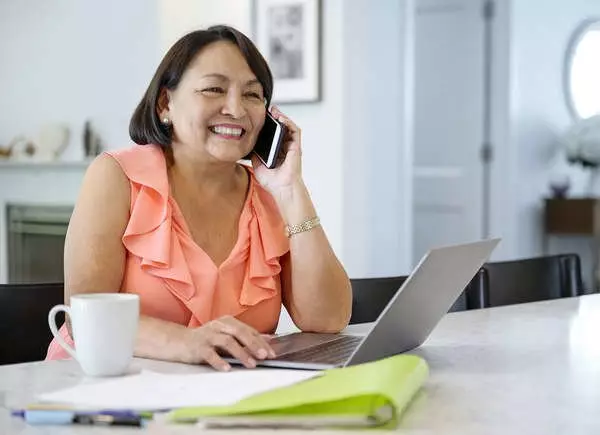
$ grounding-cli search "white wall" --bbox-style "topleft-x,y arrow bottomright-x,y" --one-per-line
279,0 -> 346,266
0,0 -> 160,160
158,0 -> 252,53
342,0 -> 413,277
488,0 -> 515,260
501,0 -> 600,287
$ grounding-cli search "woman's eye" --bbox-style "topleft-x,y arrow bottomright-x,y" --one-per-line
202,87 -> 225,94
244,92 -> 263,100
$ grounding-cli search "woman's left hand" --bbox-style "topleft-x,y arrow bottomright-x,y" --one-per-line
252,106 -> 303,197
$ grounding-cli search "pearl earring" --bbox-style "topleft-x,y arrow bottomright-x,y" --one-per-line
162,117 -> 170,125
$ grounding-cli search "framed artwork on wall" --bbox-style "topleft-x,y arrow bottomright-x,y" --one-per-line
253,0 -> 321,103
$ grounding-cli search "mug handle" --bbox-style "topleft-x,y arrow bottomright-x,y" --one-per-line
48,305 -> 77,360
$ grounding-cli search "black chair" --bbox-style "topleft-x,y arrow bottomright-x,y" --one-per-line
350,276 -> 408,324
349,269 -> 487,324
465,254 -> 584,309
0,282 -> 64,365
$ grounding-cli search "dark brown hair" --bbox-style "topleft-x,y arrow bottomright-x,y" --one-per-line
129,25 -> 273,147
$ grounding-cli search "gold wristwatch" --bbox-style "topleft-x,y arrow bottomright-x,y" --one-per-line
286,216 -> 321,238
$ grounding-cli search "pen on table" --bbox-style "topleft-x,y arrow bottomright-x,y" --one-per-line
12,409 -> 138,417
12,409 -> 143,427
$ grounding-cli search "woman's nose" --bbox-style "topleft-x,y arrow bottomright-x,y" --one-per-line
221,90 -> 246,118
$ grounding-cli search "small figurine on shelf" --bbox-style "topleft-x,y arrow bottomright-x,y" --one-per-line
0,146 -> 10,159
548,173 -> 571,198
0,142 -> 13,159
36,123 -> 70,161
2,124 -> 69,162
83,120 -> 103,158
7,135 -> 36,161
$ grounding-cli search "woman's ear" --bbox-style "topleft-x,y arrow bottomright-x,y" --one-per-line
156,88 -> 170,120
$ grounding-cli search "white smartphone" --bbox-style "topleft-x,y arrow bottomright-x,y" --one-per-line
253,112 -> 286,169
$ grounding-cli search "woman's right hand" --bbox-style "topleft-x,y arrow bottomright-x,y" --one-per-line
180,316 -> 277,371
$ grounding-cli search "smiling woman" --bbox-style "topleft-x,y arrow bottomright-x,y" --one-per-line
45,25 -> 352,371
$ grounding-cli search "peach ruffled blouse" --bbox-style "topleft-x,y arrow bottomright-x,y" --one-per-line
47,144 -> 290,360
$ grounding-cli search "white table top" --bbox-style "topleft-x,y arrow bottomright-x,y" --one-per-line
2,294 -> 600,434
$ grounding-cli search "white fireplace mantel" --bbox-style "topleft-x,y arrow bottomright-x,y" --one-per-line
0,160 -> 93,170
0,160 -> 91,282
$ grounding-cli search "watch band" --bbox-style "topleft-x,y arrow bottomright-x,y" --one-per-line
286,216 -> 321,238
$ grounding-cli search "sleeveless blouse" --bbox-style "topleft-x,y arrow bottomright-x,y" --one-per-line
46,144 -> 289,360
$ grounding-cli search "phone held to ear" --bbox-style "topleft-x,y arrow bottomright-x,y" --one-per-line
253,112 -> 286,169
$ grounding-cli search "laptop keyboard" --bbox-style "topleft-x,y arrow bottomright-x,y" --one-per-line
273,335 -> 363,365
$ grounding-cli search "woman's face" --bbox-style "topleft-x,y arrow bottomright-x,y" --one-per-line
161,41 -> 267,162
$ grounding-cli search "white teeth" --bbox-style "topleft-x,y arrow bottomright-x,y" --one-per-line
211,126 -> 243,136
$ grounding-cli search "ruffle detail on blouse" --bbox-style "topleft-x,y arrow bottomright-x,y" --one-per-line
106,146 -> 197,303
106,146 -> 289,326
239,177 -> 290,307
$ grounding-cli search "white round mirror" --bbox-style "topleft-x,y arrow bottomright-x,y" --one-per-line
564,18 -> 600,120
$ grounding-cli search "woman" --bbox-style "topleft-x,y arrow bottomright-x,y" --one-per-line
46,25 -> 352,371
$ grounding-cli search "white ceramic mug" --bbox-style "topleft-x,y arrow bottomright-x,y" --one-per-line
48,293 -> 139,377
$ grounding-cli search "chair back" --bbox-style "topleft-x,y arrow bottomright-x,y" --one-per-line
466,254 -> 584,309
350,270 -> 487,324
0,282 -> 64,365
350,276 -> 408,324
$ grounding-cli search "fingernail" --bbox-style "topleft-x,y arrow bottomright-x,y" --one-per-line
257,349 -> 268,359
247,358 -> 256,368
221,364 -> 231,371
269,350 -> 276,358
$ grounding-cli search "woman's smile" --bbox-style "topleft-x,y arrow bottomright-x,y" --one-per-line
208,123 -> 247,140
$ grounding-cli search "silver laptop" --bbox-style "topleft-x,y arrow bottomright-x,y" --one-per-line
227,239 -> 499,370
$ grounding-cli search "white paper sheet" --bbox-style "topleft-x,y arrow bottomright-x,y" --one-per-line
37,369 -> 320,410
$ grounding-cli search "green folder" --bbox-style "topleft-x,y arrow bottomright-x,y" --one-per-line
168,354 -> 428,429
